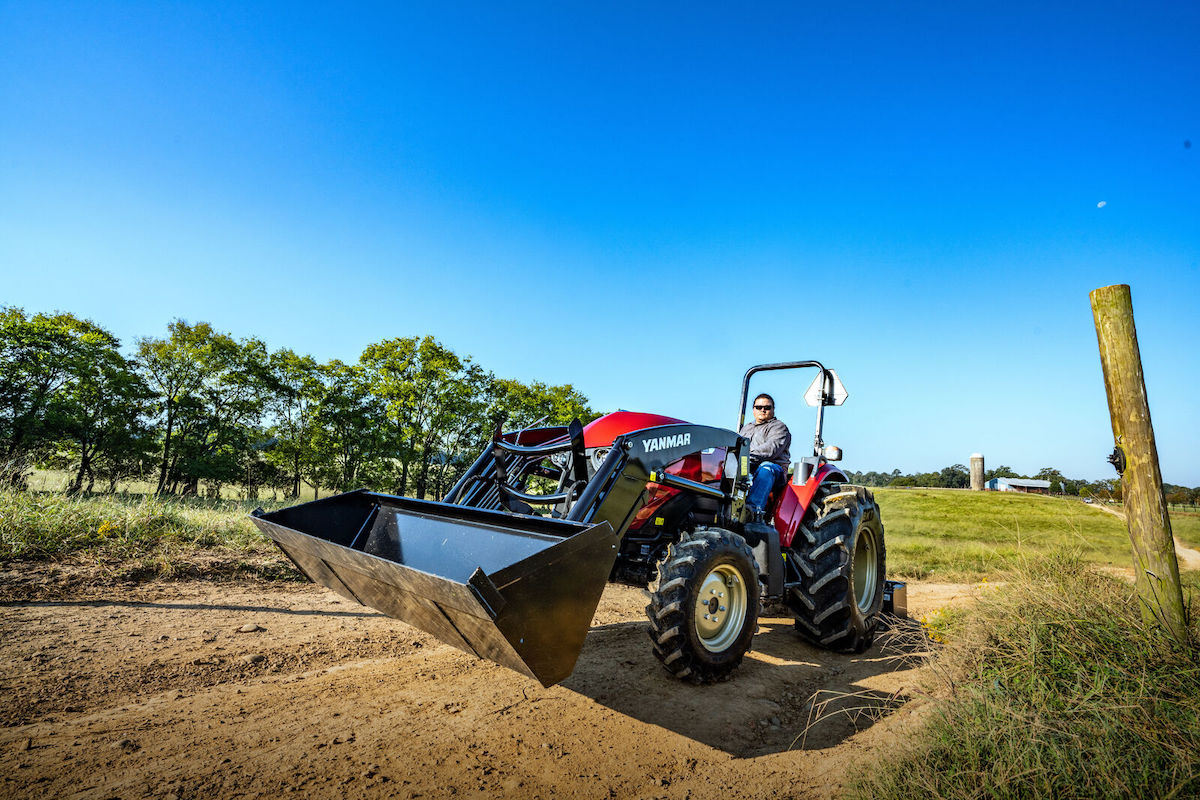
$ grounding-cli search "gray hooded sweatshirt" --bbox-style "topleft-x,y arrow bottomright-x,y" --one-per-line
738,417 -> 792,469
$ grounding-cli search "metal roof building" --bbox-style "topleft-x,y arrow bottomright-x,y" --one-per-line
985,477 -> 1052,493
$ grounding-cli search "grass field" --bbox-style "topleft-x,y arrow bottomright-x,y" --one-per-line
876,487 -> 1200,581
1170,507 -> 1200,549
4,485 -> 1198,585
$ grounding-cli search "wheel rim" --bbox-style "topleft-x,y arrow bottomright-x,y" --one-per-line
694,564 -> 748,653
853,524 -> 880,612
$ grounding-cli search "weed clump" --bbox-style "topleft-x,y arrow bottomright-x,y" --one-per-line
854,552 -> 1200,800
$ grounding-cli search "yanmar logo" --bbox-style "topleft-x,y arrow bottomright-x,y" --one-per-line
641,432 -> 691,453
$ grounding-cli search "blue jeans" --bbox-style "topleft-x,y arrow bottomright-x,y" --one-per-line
747,462 -> 785,513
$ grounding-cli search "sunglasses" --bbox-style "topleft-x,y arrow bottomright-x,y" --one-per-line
753,404 -> 773,411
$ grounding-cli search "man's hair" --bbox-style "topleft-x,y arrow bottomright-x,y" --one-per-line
754,393 -> 775,407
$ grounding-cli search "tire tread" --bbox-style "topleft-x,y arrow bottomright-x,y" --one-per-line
786,483 -> 886,653
645,527 -> 760,684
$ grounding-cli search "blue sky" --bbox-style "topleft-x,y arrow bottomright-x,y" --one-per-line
2,2 -> 1197,484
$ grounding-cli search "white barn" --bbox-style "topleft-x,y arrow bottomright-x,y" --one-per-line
985,477 -> 1052,494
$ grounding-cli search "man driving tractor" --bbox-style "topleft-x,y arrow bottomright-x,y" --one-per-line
738,392 -> 791,521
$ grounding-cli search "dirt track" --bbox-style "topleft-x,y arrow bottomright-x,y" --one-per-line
0,568 -> 964,800
1087,502 -> 1200,571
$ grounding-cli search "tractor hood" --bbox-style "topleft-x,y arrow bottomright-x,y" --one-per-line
582,411 -> 687,449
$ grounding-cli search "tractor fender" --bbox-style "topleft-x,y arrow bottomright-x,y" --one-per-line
775,464 -> 848,548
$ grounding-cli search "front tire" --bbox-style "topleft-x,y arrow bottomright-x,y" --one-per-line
787,484 -> 886,653
646,527 -> 761,683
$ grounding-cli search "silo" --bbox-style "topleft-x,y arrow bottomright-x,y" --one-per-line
970,453 -> 985,491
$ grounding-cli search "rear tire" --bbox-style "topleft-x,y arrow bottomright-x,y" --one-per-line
787,484 -> 885,653
646,527 -> 760,683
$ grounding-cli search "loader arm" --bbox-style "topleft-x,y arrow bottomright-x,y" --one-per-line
568,424 -> 745,531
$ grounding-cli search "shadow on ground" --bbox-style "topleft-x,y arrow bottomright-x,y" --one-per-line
0,598 -> 380,617
561,612 -> 927,758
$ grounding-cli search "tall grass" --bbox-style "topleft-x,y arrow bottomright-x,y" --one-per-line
853,554 -> 1200,800
0,490 -> 297,580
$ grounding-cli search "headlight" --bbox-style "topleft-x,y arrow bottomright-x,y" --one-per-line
589,447 -> 611,471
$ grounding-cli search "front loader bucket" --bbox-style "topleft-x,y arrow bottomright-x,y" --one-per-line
251,490 -> 620,687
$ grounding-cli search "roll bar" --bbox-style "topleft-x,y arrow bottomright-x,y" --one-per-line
738,360 -> 836,458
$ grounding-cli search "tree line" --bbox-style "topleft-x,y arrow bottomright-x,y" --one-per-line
845,464 -> 1200,505
1,308 -> 593,500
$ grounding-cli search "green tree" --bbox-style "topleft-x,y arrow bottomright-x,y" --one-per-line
264,348 -> 325,498
857,469 -> 903,487
360,336 -> 491,499
1087,478 -> 1123,503
181,334 -> 272,498
1033,467 -> 1072,495
136,321 -> 212,494
0,307 -> 115,486
47,336 -> 154,495
938,464 -> 970,489
984,465 -> 1020,482
486,378 -> 595,433
358,337 -> 421,495
137,321 -> 272,496
1165,489 -> 1189,507
426,361 -> 491,499
310,360 -> 385,494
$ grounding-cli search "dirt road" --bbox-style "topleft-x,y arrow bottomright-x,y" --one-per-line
1087,502 -> 1200,571
0,566 -> 961,800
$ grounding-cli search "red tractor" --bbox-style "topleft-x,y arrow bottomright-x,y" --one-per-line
253,361 -> 897,687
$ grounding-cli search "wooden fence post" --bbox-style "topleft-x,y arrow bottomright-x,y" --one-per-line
1090,284 -> 1189,644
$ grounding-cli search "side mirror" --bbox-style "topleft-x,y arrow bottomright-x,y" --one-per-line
803,369 -> 848,407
